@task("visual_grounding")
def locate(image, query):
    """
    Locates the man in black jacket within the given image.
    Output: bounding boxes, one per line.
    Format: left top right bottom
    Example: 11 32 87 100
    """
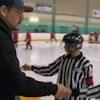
0 0 72 100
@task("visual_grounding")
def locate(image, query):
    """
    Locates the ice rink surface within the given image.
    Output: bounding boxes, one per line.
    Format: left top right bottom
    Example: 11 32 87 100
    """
16 42 100 100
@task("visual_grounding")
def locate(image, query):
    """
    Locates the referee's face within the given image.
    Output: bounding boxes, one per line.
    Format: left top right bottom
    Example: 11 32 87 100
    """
64 44 79 53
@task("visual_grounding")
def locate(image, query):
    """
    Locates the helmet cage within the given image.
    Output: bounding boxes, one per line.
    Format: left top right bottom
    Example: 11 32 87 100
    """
65 42 82 49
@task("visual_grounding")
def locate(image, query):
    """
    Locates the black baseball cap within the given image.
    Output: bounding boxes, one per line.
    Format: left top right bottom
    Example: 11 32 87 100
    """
0 0 33 12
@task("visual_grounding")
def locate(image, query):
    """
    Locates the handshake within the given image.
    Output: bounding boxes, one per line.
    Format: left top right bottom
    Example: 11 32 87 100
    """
55 84 72 99
21 64 72 99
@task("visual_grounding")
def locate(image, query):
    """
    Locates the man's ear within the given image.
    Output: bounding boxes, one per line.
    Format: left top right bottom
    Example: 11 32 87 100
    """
0 5 8 17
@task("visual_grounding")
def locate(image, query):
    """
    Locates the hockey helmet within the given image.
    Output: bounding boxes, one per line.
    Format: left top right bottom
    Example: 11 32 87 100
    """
63 32 84 49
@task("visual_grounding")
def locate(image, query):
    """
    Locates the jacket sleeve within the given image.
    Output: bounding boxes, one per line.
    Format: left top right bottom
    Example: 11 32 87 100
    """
0 39 57 97
31 56 64 76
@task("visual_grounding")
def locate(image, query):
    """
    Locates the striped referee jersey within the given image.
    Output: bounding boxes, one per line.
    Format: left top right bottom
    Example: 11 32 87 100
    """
32 52 94 100
79 84 100 98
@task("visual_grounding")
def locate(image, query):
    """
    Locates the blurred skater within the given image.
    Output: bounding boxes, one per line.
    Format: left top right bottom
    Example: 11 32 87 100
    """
25 30 32 49
50 32 57 43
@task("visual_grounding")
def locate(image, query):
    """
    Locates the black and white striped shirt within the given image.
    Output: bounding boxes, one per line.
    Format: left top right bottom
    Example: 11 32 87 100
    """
79 84 100 99
32 52 93 100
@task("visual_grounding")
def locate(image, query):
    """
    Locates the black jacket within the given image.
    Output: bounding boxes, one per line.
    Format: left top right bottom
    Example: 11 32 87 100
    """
0 18 57 100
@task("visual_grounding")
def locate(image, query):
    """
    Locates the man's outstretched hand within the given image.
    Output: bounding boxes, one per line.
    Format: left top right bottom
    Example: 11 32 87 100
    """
55 84 72 99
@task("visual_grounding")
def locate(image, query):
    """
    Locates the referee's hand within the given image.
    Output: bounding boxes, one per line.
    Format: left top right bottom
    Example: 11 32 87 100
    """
55 84 72 99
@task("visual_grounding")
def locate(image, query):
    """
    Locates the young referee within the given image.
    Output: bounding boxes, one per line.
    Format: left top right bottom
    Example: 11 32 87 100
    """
21 32 94 100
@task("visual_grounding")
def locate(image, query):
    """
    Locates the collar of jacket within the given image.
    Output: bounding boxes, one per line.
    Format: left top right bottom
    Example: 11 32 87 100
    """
0 17 12 40
67 51 83 60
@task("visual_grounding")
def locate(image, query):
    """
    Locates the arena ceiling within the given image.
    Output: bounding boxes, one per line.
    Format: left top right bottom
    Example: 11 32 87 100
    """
22 0 100 26
24 0 100 17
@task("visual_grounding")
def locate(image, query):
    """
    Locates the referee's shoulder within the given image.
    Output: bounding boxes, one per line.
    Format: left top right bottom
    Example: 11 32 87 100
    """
82 56 93 68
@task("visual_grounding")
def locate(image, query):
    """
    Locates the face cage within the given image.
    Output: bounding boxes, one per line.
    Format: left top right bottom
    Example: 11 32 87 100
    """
64 43 82 49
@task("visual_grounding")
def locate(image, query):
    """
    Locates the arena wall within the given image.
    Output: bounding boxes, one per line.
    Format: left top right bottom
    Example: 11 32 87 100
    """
18 33 89 43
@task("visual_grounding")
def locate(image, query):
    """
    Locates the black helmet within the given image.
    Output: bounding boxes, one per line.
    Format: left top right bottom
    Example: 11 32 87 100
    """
63 32 84 49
